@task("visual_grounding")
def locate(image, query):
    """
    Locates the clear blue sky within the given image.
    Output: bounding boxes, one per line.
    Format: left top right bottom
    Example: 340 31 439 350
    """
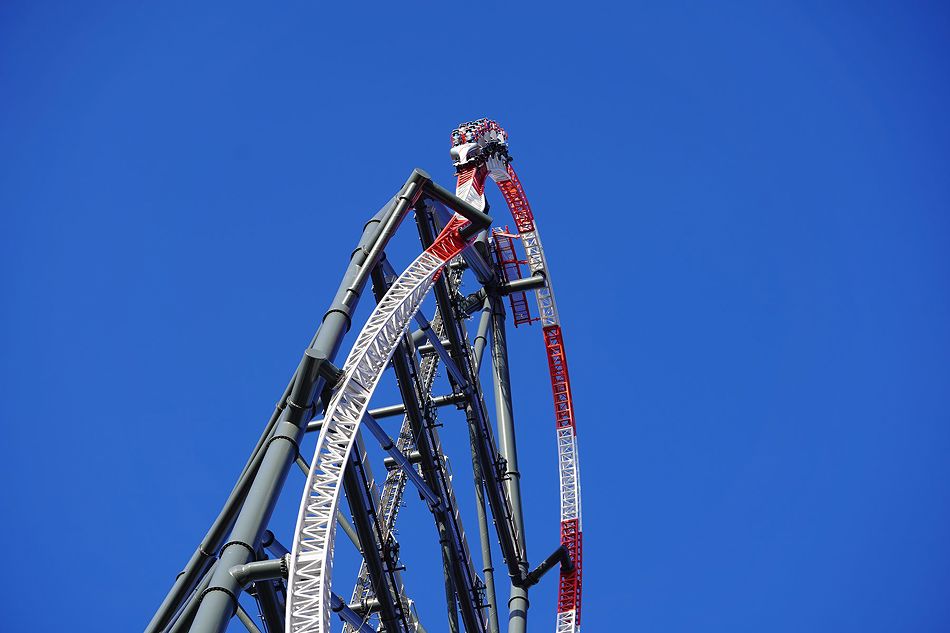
2 2 949 632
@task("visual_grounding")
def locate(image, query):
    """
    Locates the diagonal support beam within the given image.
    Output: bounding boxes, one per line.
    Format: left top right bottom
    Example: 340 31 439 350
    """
412 310 468 388
361 413 441 508
370 261 487 633
342 439 411 633
416 202 527 585
331 593 376 633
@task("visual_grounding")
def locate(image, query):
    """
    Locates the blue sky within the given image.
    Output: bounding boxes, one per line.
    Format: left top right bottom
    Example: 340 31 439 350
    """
2 2 949 632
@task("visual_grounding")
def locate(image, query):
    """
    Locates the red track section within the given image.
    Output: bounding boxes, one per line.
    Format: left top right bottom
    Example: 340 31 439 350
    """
558 519 582 620
543 325 577 431
491 229 536 327
495 167 536 233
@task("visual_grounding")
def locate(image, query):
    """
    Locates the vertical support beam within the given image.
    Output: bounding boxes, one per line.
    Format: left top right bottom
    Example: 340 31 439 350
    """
472 462 501 633
489 296 530 633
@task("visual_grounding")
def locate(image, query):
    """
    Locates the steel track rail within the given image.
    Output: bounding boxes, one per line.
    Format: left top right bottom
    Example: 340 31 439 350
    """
451 119 584 633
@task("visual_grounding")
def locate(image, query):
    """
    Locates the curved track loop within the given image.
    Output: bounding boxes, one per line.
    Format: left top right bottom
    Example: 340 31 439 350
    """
287 215 473 633
288 119 582 633
452 119 583 633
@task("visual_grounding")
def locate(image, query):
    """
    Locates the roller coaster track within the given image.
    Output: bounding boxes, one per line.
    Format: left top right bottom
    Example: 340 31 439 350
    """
451 120 583 633
287 119 582 633
146 120 581 633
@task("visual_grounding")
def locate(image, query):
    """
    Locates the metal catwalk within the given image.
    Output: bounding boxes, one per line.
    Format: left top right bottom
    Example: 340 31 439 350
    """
145 120 583 633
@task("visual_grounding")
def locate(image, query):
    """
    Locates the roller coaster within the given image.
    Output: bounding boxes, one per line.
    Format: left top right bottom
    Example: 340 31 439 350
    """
145 120 583 633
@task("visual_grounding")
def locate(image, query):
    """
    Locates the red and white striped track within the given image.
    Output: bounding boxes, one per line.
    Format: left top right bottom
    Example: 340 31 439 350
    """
453 119 583 633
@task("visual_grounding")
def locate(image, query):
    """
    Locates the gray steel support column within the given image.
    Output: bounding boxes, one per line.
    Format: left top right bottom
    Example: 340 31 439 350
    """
167 561 219 633
145 195 400 633
188 177 421 633
489 296 530 633
443 558 460 633
188 378 319 633
472 457 501 633
465 271 500 633
472 297 492 374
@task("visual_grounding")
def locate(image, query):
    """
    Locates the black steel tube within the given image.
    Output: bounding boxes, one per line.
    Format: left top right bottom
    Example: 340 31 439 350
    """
523 545 572 588
331 593 375 633
488 295 530 633
306 392 466 431
417 205 526 583
472 298 492 373
417 337 454 357
341 445 408 633
363 413 440 507
260 531 289 559
370 262 486 633
495 274 546 295
383 449 423 470
252 578 286 633
472 440 500 633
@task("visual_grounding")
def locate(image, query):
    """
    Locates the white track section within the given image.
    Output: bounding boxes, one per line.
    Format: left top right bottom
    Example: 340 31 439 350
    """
556 428 580 524
344 269 465 633
287 247 450 633
520 228 560 327
488 167 561 328
555 611 577 633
